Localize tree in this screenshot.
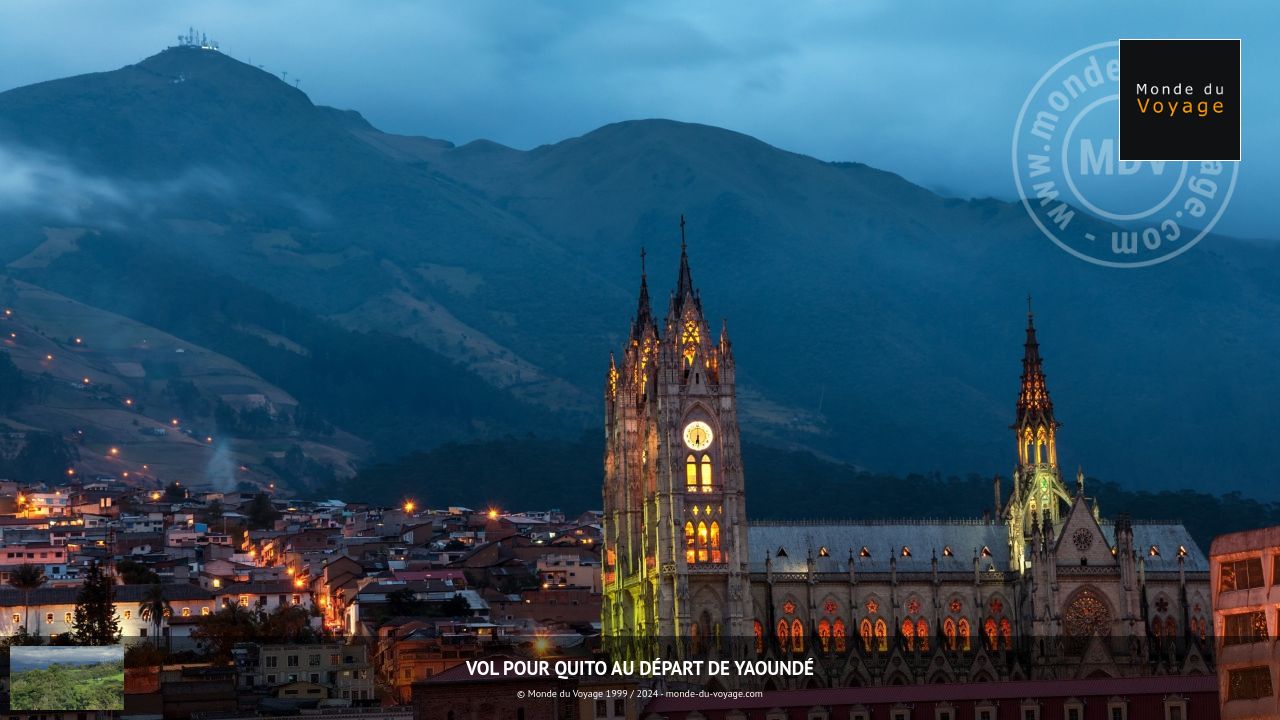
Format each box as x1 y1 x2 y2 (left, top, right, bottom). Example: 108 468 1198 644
137 583 172 647
163 481 185 503
70 561 120 645
205 498 224 522
8 563 46 636
246 493 280 529
116 559 160 585
191 603 257 664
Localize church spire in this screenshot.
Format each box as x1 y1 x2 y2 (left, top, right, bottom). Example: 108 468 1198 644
631 247 655 339
1015 295 1058 431
669 214 701 320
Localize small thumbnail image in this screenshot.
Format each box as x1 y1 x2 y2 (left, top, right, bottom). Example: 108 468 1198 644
8 645 124 711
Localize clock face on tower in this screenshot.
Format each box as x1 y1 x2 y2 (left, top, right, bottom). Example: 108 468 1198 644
683 421 714 451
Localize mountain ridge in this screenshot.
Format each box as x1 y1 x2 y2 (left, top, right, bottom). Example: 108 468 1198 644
1 47 1277 497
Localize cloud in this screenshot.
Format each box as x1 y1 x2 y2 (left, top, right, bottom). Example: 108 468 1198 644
10 644 123 672
0 143 235 222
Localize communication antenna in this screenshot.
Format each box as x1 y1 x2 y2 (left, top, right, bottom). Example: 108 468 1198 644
294 78 301 89
281 70 288 82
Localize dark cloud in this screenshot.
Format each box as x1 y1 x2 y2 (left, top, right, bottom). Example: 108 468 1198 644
0 1 1271 237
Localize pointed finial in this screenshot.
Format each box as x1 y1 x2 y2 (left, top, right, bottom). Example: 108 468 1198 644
1076 466 1085 495
1027 293 1033 318
680 214 687 251
640 246 647 277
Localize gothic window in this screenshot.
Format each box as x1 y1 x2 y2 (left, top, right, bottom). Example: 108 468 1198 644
906 598 921 615
824 599 838 615
874 618 888 652
1000 618 1013 650
917 619 930 652
684 522 695 564
690 622 701 654
833 619 846 652
686 455 697 492
791 619 804 653
1164 617 1177 639
902 619 915 651
818 620 831 652
682 320 700 366
1064 589 1111 638
944 618 957 651
696 522 709 562
983 618 998 650
709 522 722 563
754 621 763 655
777 619 789 650
782 600 796 615
949 598 963 613
701 455 713 492
859 619 873 652
958 618 971 652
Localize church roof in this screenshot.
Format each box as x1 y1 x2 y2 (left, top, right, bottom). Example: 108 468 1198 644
748 520 1010 574
1100 521 1209 572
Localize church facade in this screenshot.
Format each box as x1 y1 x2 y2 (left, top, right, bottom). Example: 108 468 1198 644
601 228 1212 685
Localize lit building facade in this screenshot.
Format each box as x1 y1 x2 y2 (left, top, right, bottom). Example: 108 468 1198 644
602 226 1212 686
1210 526 1280 718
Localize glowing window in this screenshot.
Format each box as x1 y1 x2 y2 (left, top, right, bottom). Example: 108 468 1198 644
700 455 713 491
685 455 697 491
124 610 132 620
819 546 830 557
818 619 831 652
696 522 709 562
902 618 915 651
984 618 998 650
753 620 763 655
182 607 191 617
859 618 873 652
958 618 971 651
684 522 696 564
859 546 871 558
709 522 722 563
874 618 888 652
944 617 957 650
1000 617 1013 649
777 619 789 650
833 618 846 652
917 618 930 652
791 618 804 652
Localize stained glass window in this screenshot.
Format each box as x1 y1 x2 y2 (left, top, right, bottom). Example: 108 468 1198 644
824 599 838 615
984 618 998 650
833 619 846 652
958 618 971 652
709 522 721 563
917 619 929 652
777 619 789 650
902 619 915 651
874 618 888 652
685 455 697 491
1000 618 1013 650
818 620 831 652
1064 589 1111 638
754 620 763 655
791 619 804 653
696 522 708 562
859 619 873 652
944 618 957 651
684 522 695 564
700 455 713 492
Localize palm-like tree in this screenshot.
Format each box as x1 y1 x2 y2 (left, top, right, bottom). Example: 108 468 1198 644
8 563 46 635
138 583 172 647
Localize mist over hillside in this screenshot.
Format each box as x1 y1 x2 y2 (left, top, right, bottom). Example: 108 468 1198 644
2 45 1278 498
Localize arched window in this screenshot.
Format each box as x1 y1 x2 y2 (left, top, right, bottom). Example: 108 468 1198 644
686 455 697 491
833 619 846 652
1164 617 1177 639
753 620 763 655
874 618 888 652
684 522 696 564
944 618 957 651
818 620 831 652
777 619 789 650
700 455 713 492
696 522 709 562
690 621 700 654
958 618 971 652
709 522 722 563
999 618 1013 650
902 619 915 651
1153 618 1164 640
791 618 804 653
984 618 998 650
859 618 873 652
917 618 930 652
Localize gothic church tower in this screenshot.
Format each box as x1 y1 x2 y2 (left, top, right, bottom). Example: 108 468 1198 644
1005 300 1072 573
603 219 753 656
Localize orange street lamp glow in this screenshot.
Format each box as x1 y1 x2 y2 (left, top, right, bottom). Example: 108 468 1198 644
294 577 305 589
124 398 133 406
45 354 53 361
150 491 161 501
286 567 295 576
65 468 75 476
82 377 90 384
171 418 179 426
487 508 499 520
404 500 416 513
109 447 120 456
74 337 82 344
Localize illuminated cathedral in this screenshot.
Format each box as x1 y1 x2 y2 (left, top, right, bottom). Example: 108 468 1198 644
602 222 1213 685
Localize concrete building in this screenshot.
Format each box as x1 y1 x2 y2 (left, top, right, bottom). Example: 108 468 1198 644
1211 526 1280 718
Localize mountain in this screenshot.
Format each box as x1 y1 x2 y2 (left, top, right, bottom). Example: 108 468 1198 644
2 46 1279 497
